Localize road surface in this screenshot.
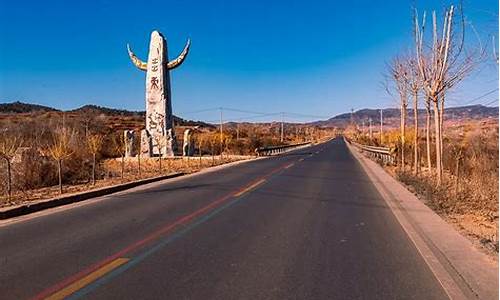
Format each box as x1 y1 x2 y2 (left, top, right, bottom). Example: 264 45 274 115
0 138 448 299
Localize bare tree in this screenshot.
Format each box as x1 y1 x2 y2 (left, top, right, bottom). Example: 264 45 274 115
134 134 142 178
154 135 165 174
222 133 232 160
196 133 205 167
388 56 410 170
86 133 103 185
0 132 22 200
137 150 142 178
210 133 218 165
112 133 126 180
424 95 433 172
414 5 477 183
47 128 74 194
406 57 423 174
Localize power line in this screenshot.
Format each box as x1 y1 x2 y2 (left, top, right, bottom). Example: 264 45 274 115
230 113 281 121
177 107 220 115
203 113 281 123
283 112 330 119
178 106 331 123
462 88 499 105
482 98 499 107
220 107 269 115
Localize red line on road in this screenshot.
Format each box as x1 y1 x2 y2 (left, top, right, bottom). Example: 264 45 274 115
33 160 294 300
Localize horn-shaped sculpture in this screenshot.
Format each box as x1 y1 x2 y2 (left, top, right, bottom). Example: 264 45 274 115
127 30 190 157
127 38 190 71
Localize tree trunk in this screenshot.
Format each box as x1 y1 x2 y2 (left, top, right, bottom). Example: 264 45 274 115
211 143 215 166
413 91 419 175
159 154 162 173
58 159 63 194
400 103 406 171
6 159 11 200
455 156 461 194
121 154 124 180
425 101 432 172
433 100 442 184
92 153 96 185
138 153 141 178
439 96 445 166
198 143 202 166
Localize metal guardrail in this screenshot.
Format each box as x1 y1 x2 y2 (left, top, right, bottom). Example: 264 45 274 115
255 142 311 156
346 139 395 164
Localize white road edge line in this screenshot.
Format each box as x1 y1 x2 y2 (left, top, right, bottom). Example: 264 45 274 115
346 140 468 300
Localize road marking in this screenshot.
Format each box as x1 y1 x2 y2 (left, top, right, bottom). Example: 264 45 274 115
44 258 129 300
298 158 304 162
233 179 266 197
34 161 291 300
284 163 295 169
0 157 264 228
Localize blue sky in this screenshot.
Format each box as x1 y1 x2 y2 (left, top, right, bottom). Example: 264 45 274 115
0 0 497 122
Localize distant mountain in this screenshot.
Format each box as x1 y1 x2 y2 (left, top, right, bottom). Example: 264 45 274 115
0 101 215 128
1 101 496 128
0 101 60 114
315 105 498 128
69 104 143 116
444 105 498 119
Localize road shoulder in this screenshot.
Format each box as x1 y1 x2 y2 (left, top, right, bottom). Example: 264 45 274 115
346 139 499 300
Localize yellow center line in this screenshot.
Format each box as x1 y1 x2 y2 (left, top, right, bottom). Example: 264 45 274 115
233 179 266 197
45 258 129 300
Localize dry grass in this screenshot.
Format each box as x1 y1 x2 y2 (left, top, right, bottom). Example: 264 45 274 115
0 155 248 208
348 119 499 254
396 169 498 253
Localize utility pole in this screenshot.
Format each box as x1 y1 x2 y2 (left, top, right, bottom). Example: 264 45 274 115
280 112 284 143
219 107 223 158
380 109 383 144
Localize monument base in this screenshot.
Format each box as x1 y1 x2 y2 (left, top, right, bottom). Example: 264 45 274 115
141 129 177 157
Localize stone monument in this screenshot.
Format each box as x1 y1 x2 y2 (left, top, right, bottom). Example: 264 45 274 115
127 30 190 157
124 130 136 157
182 129 194 156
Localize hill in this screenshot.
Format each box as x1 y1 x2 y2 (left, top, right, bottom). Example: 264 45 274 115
0 101 214 129
1 101 496 129
0 101 60 114
315 105 498 128
69 104 143 116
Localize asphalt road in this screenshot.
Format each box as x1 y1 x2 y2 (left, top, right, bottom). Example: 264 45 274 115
0 138 449 299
